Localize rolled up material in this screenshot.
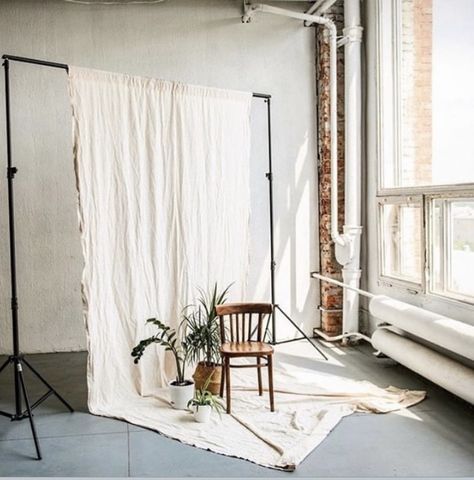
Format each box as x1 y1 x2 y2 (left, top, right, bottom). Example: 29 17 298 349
372 329 474 404
369 295 474 362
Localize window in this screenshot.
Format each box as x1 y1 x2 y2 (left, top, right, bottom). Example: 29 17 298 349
429 197 474 302
379 197 423 285
381 0 474 189
377 0 474 304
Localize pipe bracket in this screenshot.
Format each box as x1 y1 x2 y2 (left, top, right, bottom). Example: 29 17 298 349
342 25 363 43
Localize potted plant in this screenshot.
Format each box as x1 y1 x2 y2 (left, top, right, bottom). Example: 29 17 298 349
184 283 231 395
131 318 194 410
187 375 225 423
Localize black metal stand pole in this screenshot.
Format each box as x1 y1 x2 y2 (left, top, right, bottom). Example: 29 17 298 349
262 97 327 360
0 55 73 461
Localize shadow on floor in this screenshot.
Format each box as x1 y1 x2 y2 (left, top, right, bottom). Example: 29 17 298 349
0 342 473 477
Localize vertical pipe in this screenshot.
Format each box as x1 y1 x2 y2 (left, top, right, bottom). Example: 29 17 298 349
341 0 363 334
329 22 345 246
3 59 22 415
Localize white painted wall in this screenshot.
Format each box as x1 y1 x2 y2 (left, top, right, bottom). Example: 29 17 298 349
0 0 319 353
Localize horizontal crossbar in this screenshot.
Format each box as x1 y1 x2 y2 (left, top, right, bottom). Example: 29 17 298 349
228 362 269 369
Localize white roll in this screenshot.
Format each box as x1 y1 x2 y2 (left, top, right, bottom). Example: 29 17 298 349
369 295 474 362
372 329 474 404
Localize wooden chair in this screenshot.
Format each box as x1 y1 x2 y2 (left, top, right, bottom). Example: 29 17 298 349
215 303 274 414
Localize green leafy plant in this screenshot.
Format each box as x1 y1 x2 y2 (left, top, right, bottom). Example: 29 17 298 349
131 318 191 385
187 374 225 413
184 283 232 366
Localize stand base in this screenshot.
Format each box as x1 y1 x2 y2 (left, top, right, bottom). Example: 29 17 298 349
0 355 74 460
265 305 328 360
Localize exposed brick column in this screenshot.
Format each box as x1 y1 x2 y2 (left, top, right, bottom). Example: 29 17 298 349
401 0 433 186
316 3 345 335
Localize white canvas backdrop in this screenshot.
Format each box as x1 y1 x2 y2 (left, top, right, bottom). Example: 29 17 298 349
68 67 425 470
68 66 252 407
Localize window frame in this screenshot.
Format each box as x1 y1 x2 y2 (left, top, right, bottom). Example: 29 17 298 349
426 192 474 305
377 195 425 291
375 0 474 306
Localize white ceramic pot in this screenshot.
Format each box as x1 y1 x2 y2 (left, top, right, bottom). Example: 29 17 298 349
169 380 194 410
194 404 212 423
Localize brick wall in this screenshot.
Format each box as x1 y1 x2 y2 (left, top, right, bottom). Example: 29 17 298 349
316 0 432 334
400 0 433 186
316 2 345 335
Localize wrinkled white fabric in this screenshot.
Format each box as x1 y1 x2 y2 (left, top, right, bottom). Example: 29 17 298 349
88 359 425 471
68 66 251 406
68 66 425 471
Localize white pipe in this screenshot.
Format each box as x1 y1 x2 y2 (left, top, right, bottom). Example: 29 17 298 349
311 272 372 344
243 3 332 27
329 16 345 248
305 0 338 23
343 0 362 231
311 272 374 299
372 329 474 404
370 296 474 362
313 327 372 344
341 0 363 334
316 0 338 15
306 0 326 15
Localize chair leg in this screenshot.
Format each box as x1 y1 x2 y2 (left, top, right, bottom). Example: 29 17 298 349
267 355 274 412
257 357 263 396
220 357 225 398
225 356 231 414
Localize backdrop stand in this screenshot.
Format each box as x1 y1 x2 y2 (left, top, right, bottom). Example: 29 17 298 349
260 96 327 360
0 55 74 461
0 54 327 461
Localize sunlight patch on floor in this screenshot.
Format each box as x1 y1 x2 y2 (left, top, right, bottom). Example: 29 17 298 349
274 340 346 367
391 407 424 422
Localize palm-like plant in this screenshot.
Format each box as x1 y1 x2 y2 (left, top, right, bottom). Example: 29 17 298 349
131 318 190 385
184 283 231 366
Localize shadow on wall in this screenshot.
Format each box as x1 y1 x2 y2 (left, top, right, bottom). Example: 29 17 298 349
0 0 318 353
249 99 318 339
0 82 318 353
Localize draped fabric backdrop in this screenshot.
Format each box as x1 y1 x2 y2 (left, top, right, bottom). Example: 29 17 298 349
68 67 252 411
68 67 425 471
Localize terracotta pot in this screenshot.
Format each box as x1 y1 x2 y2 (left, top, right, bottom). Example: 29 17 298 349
193 362 222 395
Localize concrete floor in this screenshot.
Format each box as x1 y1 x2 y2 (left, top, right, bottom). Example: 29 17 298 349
0 341 473 477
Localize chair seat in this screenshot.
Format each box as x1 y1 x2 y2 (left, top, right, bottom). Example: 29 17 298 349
220 341 274 357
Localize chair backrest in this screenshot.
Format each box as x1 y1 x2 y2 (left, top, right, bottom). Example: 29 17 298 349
215 303 273 344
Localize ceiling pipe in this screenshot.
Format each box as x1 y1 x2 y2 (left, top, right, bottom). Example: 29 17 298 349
304 0 338 26
314 0 338 15
243 3 334 27
306 0 327 15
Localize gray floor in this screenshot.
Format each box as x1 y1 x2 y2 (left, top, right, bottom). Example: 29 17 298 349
0 341 473 477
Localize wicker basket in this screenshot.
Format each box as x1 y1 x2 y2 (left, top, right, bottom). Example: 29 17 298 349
192 362 222 395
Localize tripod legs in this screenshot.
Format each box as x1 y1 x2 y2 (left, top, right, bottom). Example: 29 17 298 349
0 357 10 374
0 355 73 460
17 362 42 460
264 305 328 361
22 358 74 413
